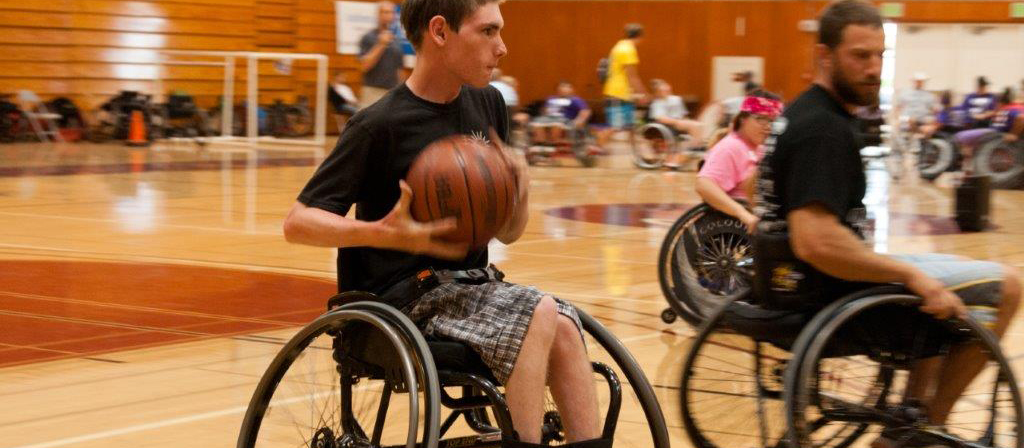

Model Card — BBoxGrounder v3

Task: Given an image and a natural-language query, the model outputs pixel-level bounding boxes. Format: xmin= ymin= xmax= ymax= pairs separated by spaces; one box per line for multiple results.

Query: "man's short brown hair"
xmin=818 ymin=0 xmax=883 ymax=49
xmin=401 ymin=0 xmax=503 ymax=50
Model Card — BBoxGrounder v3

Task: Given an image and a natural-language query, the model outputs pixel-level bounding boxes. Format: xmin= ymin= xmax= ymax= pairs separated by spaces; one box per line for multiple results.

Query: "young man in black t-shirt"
xmin=755 ymin=0 xmax=1020 ymax=437
xmin=283 ymin=0 xmax=601 ymax=445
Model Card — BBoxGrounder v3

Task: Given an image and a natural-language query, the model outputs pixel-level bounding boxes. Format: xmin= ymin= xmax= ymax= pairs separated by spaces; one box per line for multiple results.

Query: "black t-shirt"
xmin=298 ymin=83 xmax=510 ymax=294
xmin=755 ymin=84 xmax=868 ymax=293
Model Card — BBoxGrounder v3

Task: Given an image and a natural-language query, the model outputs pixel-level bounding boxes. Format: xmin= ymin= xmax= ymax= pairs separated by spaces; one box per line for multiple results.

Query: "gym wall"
xmin=0 ymin=0 xmax=1020 ymax=126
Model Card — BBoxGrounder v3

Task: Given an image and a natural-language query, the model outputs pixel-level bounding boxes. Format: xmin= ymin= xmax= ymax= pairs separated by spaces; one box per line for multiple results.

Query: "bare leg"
xmin=547 ymin=314 xmax=601 ymax=442
xmin=505 ymin=296 xmax=559 ymax=443
xmin=927 ymin=266 xmax=1021 ymax=424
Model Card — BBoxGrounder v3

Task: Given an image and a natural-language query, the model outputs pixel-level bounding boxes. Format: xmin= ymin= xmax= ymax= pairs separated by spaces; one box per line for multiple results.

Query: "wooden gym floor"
xmin=1 ymin=139 xmax=1023 ymax=447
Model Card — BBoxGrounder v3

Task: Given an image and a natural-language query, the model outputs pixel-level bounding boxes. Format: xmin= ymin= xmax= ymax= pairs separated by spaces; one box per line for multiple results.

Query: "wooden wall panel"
xmin=1 ymin=0 xmax=1017 ymax=133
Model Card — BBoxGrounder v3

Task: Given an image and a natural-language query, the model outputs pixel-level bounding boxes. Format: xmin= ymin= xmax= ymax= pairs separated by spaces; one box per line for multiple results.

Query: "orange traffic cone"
xmin=126 ymin=110 xmax=148 ymax=146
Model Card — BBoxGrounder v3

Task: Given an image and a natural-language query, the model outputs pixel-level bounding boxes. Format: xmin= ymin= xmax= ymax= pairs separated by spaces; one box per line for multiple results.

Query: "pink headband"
xmin=740 ymin=96 xmax=783 ymax=118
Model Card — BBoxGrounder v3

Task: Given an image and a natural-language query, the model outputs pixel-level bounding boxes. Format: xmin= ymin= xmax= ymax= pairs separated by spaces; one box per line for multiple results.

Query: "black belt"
xmin=381 ymin=264 xmax=505 ymax=310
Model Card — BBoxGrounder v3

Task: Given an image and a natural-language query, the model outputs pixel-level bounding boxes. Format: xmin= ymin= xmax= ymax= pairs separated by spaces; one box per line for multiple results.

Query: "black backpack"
xmin=596 ymin=57 xmax=610 ymax=85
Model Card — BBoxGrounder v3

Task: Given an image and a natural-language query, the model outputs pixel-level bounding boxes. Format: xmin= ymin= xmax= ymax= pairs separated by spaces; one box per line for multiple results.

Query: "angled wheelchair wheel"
xmin=974 ymin=136 xmax=1024 ymax=189
xmin=681 ymin=296 xmax=871 ymax=448
xmin=658 ymin=203 xmax=753 ymax=326
xmin=632 ymin=123 xmax=674 ymax=169
xmin=787 ymin=294 xmax=1024 ymax=448
xmin=237 ymin=302 xmax=440 ymax=448
xmin=918 ymin=133 xmax=958 ymax=181
xmin=572 ymin=309 xmax=670 ymax=448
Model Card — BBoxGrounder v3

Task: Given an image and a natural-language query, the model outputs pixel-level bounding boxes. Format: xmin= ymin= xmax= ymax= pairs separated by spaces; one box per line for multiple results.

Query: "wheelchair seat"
xmin=427 ymin=337 xmax=499 ymax=384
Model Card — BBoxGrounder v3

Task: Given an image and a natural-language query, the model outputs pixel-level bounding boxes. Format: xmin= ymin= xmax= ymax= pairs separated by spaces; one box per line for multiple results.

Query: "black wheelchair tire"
xmin=974 ymin=136 xmax=1024 ymax=189
xmin=237 ymin=305 xmax=441 ymax=448
xmin=918 ymin=133 xmax=958 ymax=180
xmin=658 ymin=203 xmax=752 ymax=327
xmin=786 ymin=294 xmax=1024 ymax=448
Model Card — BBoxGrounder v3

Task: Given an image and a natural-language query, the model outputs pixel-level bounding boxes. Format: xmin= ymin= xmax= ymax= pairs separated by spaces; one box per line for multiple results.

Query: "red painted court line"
xmin=0 ymin=290 xmax=320 ymax=326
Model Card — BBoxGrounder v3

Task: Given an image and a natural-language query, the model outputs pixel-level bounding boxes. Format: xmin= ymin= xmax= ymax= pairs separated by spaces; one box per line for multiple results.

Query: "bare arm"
xmin=695 ymin=176 xmax=758 ymax=230
xmin=493 ymin=129 xmax=530 ymax=244
xmin=359 ymin=31 xmax=394 ymax=74
xmin=623 ymin=65 xmax=647 ymax=97
xmin=283 ymin=182 xmax=468 ymax=259
xmin=573 ymin=109 xmax=591 ymax=128
xmin=789 ymin=204 xmax=965 ymax=318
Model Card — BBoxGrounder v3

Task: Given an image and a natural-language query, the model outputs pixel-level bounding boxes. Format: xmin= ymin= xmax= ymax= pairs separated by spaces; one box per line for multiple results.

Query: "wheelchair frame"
xmin=680 ymin=286 xmax=1023 ymax=448
xmin=237 ymin=293 xmax=669 ymax=448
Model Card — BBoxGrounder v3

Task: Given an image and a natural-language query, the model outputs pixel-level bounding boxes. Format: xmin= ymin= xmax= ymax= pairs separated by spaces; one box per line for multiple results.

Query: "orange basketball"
xmin=407 ymin=134 xmax=519 ymax=249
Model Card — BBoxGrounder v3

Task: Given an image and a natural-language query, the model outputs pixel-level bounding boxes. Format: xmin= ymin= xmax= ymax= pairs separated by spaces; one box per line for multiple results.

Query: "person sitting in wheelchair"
xmin=954 ymin=88 xmax=1024 ymax=171
xmin=529 ymin=81 xmax=591 ymax=147
xmin=756 ymin=2 xmax=1021 ymax=445
xmin=893 ymin=72 xmax=940 ymax=135
xmin=282 ymin=1 xmax=606 ymax=446
xmin=696 ymin=90 xmax=782 ymax=232
xmin=648 ymin=79 xmax=706 ymax=169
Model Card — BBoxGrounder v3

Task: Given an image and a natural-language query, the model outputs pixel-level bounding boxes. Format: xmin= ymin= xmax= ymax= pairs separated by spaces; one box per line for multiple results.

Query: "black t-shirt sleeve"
xmin=297 ymin=122 xmax=375 ymax=215
xmin=783 ymin=127 xmax=856 ymax=220
xmin=358 ymin=32 xmax=374 ymax=57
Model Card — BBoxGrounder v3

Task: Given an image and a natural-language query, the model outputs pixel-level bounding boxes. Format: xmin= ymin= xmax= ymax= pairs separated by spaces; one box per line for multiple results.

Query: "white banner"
xmin=335 ymin=1 xmax=378 ymax=55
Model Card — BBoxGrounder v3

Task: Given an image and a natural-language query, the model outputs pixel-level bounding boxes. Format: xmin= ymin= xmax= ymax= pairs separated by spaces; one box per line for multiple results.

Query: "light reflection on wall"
xmin=113 ymin=182 xmax=160 ymax=233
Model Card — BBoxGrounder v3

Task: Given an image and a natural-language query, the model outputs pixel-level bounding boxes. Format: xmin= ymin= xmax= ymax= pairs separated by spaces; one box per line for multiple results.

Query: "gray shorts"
xmin=890 ymin=253 xmax=1005 ymax=309
xmin=403 ymin=281 xmax=582 ymax=384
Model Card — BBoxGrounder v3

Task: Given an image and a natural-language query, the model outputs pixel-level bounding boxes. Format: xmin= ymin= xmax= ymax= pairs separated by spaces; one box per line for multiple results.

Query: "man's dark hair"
xmin=818 ymin=0 xmax=883 ymax=49
xmin=401 ymin=0 xmax=501 ymax=50
xmin=625 ymin=23 xmax=644 ymax=39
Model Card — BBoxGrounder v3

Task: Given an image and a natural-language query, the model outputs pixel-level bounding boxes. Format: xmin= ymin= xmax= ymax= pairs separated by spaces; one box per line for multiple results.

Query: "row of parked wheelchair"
xmin=0 ymin=90 xmax=314 ymax=145
xmin=232 ymin=200 xmax=1021 ymax=448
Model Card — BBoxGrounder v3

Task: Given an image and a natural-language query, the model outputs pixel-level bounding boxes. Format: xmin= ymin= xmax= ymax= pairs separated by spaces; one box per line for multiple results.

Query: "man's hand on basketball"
xmin=489 ymin=128 xmax=529 ymax=202
xmin=379 ymin=181 xmax=468 ymax=260
xmin=907 ymin=270 xmax=967 ymax=320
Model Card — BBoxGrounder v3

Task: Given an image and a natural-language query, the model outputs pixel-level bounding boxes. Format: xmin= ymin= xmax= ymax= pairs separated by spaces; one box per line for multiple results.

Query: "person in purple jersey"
xmin=955 ymin=88 xmax=1024 ymax=171
xmin=961 ymin=76 xmax=998 ymax=127
xmin=530 ymin=81 xmax=591 ymax=145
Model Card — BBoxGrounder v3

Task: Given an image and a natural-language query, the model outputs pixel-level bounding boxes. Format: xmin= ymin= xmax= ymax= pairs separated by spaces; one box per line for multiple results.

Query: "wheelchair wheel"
xmin=787 ymin=295 xmax=1024 ymax=448
xmin=658 ymin=203 xmax=752 ymax=326
xmin=974 ymin=136 xmax=1024 ymax=189
xmin=681 ymin=296 xmax=872 ymax=448
xmin=632 ymin=123 xmax=674 ymax=169
xmin=571 ymin=129 xmax=599 ymax=168
xmin=572 ymin=309 xmax=670 ymax=448
xmin=918 ymin=134 xmax=958 ymax=181
xmin=237 ymin=303 xmax=440 ymax=448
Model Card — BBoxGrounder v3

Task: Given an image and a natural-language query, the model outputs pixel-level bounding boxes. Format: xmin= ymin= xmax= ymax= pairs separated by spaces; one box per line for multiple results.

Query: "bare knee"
xmin=550 ymin=314 xmax=585 ymax=358
xmin=526 ymin=296 xmax=559 ymax=341
xmin=1002 ymin=265 xmax=1021 ymax=314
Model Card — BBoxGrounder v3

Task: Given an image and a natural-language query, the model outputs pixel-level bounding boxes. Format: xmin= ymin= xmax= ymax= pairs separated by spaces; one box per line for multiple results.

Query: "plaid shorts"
xmin=403 ymin=281 xmax=582 ymax=384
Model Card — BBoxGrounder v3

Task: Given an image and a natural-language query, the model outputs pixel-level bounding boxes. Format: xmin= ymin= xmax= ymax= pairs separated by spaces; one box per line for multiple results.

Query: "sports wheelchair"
xmin=658 ymin=203 xmax=753 ymax=326
xmin=237 ymin=292 xmax=668 ymax=448
xmin=630 ymin=122 xmax=705 ymax=170
xmin=679 ymin=232 xmax=1022 ymax=448
xmin=973 ymin=132 xmax=1024 ymax=189
xmin=519 ymin=120 xmax=602 ymax=168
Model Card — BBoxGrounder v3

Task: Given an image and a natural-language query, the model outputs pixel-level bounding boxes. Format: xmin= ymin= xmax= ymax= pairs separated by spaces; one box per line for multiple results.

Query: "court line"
xmin=0 ymin=210 xmax=282 ymax=236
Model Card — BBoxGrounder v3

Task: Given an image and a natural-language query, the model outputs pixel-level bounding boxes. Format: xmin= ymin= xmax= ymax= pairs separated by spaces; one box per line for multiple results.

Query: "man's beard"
xmin=832 ymin=64 xmax=879 ymax=107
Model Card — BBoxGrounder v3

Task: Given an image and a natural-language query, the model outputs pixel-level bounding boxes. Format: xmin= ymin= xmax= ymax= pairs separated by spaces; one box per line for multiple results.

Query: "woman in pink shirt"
xmin=696 ymin=91 xmax=783 ymax=231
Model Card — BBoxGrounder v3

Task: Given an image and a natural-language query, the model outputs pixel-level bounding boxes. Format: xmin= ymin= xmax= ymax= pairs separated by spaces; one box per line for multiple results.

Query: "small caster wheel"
xmin=661 ymin=308 xmax=677 ymax=324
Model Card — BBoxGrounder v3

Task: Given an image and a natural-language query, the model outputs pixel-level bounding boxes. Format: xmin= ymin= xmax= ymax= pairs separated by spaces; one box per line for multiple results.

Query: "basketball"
xmin=406 ymin=134 xmax=518 ymax=249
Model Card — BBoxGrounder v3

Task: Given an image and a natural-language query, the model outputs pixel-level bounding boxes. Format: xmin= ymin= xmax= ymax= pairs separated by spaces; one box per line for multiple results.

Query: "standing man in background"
xmin=358 ymin=1 xmax=405 ymax=108
xmin=602 ymin=23 xmax=648 ymax=132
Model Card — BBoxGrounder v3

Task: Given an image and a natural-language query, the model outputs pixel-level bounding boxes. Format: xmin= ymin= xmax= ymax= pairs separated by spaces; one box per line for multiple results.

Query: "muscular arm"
xmin=788 ymin=204 xmax=914 ymax=282
xmin=788 ymin=203 xmax=966 ymax=318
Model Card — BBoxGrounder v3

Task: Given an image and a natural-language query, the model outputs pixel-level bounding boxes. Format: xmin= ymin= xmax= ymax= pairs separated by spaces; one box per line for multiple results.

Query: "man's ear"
xmin=814 ymin=44 xmax=833 ymax=72
xmin=428 ymin=15 xmax=448 ymax=47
